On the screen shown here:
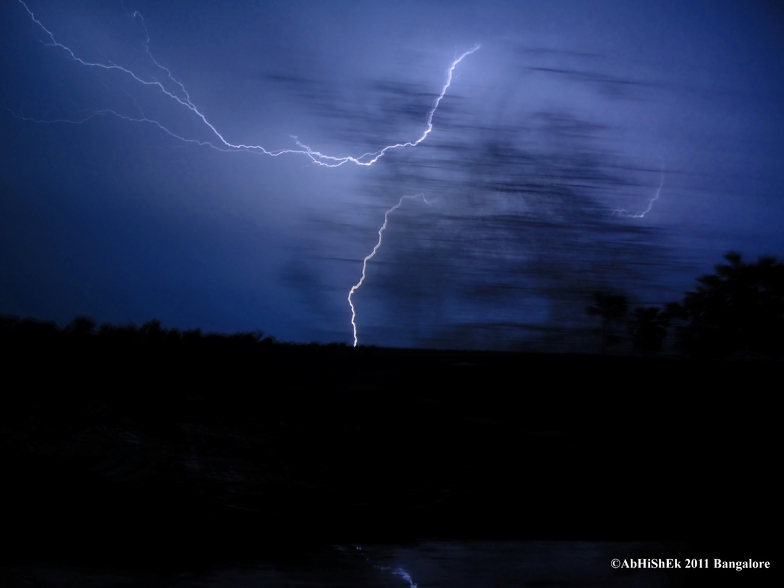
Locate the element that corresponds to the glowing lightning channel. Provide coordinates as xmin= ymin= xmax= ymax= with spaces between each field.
xmin=293 ymin=43 xmax=480 ymax=166
xmin=613 ymin=163 xmax=665 ymax=219
xmin=348 ymin=194 xmax=431 ymax=347
xmin=14 ymin=0 xmax=479 ymax=167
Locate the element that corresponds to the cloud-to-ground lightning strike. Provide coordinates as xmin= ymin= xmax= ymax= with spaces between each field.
xmin=348 ymin=194 xmax=430 ymax=347
xmin=14 ymin=1 xmax=669 ymax=348
xmin=14 ymin=0 xmax=479 ymax=167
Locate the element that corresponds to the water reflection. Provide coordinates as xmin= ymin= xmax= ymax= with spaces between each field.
xmin=3 ymin=541 xmax=687 ymax=587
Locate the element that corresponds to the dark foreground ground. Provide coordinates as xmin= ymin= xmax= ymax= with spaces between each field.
xmin=0 ymin=341 xmax=776 ymax=581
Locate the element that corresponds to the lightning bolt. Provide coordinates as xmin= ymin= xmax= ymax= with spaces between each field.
xmin=15 ymin=2 xmax=669 ymax=347
xmin=348 ymin=194 xmax=431 ymax=347
xmin=613 ymin=163 xmax=665 ymax=219
xmin=13 ymin=0 xmax=479 ymax=167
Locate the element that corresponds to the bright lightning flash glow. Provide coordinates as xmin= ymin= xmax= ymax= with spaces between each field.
xmin=14 ymin=0 xmax=479 ymax=167
xmin=348 ymin=194 xmax=431 ymax=347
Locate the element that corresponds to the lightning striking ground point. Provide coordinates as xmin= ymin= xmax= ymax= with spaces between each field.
xmin=14 ymin=0 xmax=478 ymax=167
xmin=348 ymin=194 xmax=431 ymax=347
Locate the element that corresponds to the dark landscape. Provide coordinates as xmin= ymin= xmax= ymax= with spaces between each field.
xmin=1 ymin=315 xmax=776 ymax=586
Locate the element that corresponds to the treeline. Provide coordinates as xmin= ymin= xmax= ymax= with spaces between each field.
xmin=587 ymin=251 xmax=784 ymax=359
xmin=0 ymin=315 xmax=277 ymax=350
xmin=2 ymin=251 xmax=782 ymax=360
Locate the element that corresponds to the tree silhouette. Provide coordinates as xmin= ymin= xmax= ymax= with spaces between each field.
xmin=586 ymin=293 xmax=628 ymax=353
xmin=65 ymin=315 xmax=96 ymax=337
xmin=668 ymin=251 xmax=784 ymax=358
xmin=628 ymin=306 xmax=669 ymax=355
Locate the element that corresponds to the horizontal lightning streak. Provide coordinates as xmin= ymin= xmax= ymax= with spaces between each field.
xmin=15 ymin=0 xmax=479 ymax=167
xmin=348 ymin=194 xmax=430 ymax=347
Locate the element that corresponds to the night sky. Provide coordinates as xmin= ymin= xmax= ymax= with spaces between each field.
xmin=2 ymin=0 xmax=783 ymax=349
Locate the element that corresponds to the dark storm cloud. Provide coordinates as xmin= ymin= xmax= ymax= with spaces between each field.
xmin=526 ymin=66 xmax=654 ymax=98
xmin=344 ymin=143 xmax=671 ymax=349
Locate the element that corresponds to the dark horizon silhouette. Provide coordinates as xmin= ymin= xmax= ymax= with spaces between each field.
xmin=4 ymin=249 xmax=781 ymax=358
xmin=1 ymin=253 xmax=778 ymax=575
